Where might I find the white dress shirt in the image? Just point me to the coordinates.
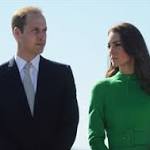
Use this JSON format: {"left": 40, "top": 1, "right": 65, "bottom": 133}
{"left": 15, "top": 55, "right": 40, "bottom": 93}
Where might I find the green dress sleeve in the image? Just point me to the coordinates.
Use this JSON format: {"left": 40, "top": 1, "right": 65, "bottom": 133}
{"left": 88, "top": 82, "right": 109, "bottom": 150}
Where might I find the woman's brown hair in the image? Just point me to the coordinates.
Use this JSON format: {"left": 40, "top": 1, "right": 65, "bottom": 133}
{"left": 106, "top": 22, "right": 150, "bottom": 94}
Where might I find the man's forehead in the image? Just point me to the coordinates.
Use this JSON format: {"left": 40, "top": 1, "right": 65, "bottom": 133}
{"left": 25, "top": 13, "right": 46, "bottom": 25}
{"left": 26, "top": 12, "right": 45, "bottom": 21}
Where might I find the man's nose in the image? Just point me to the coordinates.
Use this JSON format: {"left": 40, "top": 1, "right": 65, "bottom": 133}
{"left": 38, "top": 32, "right": 46, "bottom": 40}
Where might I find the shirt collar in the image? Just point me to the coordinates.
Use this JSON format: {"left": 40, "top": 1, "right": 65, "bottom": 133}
{"left": 31, "top": 55, "right": 40, "bottom": 70}
{"left": 15, "top": 55, "right": 40, "bottom": 72}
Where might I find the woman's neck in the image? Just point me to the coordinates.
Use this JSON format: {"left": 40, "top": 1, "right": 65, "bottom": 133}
{"left": 119, "top": 62, "right": 134, "bottom": 75}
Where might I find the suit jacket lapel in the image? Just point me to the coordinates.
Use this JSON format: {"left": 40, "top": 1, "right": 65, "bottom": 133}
{"left": 34, "top": 56, "right": 45, "bottom": 116}
{"left": 34, "top": 56, "right": 55, "bottom": 117}
{"left": 8, "top": 58, "right": 33, "bottom": 118}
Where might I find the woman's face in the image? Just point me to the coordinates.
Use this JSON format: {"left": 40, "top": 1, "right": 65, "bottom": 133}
{"left": 108, "top": 31, "right": 134, "bottom": 69}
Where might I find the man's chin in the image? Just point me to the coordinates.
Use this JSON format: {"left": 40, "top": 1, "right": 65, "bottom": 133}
{"left": 36, "top": 48, "right": 44, "bottom": 54}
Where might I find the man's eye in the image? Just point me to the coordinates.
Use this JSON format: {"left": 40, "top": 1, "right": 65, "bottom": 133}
{"left": 32, "top": 29, "right": 39, "bottom": 33}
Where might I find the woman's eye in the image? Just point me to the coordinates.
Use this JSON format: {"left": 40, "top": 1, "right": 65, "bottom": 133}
{"left": 115, "top": 43, "right": 122, "bottom": 47}
{"left": 107, "top": 42, "right": 122, "bottom": 49}
{"left": 107, "top": 44, "right": 110, "bottom": 48}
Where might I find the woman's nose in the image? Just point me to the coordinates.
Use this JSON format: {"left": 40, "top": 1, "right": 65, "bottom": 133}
{"left": 109, "top": 46, "right": 116, "bottom": 54}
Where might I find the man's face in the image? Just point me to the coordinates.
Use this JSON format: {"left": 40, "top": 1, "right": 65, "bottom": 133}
{"left": 18, "top": 13, "right": 47, "bottom": 58}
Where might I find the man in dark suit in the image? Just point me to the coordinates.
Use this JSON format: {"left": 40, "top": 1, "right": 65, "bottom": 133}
{"left": 0, "top": 6, "right": 79, "bottom": 150}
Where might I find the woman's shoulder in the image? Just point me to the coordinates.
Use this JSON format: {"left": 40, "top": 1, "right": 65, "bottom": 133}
{"left": 90, "top": 78, "right": 114, "bottom": 107}
{"left": 91, "top": 74, "right": 120, "bottom": 96}
{"left": 93, "top": 76, "right": 115, "bottom": 89}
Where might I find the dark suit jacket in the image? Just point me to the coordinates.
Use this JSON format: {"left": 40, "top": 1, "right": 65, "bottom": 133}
{"left": 0, "top": 56, "right": 79, "bottom": 150}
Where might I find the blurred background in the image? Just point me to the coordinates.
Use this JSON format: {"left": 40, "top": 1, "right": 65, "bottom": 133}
{"left": 0, "top": 0, "right": 150, "bottom": 149}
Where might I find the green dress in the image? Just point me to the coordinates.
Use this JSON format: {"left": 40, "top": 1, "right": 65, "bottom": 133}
{"left": 89, "top": 71, "right": 150, "bottom": 150}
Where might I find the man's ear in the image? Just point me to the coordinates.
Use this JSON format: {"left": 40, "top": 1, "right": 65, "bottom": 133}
{"left": 12, "top": 27, "right": 22, "bottom": 41}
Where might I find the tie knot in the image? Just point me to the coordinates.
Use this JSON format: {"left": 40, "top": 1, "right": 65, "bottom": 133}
{"left": 24, "top": 63, "right": 32, "bottom": 70}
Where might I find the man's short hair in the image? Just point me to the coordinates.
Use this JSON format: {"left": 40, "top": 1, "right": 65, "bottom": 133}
{"left": 11, "top": 6, "right": 42, "bottom": 33}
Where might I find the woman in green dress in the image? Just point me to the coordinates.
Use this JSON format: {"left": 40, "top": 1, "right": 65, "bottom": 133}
{"left": 88, "top": 22, "right": 150, "bottom": 150}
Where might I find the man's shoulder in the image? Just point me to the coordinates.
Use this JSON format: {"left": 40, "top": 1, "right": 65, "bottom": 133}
{"left": 0, "top": 59, "right": 15, "bottom": 79}
{"left": 40, "top": 57, "right": 72, "bottom": 77}
{"left": 41, "top": 56, "right": 70, "bottom": 70}
{"left": 0, "top": 60, "right": 12, "bottom": 70}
